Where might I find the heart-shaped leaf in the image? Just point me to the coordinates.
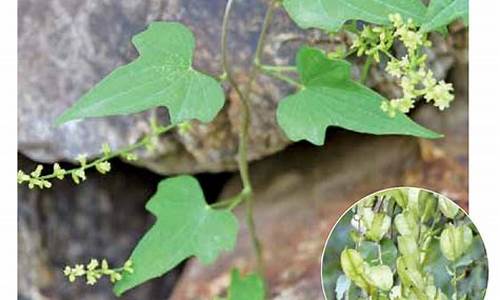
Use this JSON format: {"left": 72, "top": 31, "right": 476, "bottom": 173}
{"left": 113, "top": 176, "right": 238, "bottom": 296}
{"left": 277, "top": 47, "right": 441, "bottom": 145}
{"left": 283, "top": 0, "right": 427, "bottom": 32}
{"left": 56, "top": 22, "right": 225, "bottom": 125}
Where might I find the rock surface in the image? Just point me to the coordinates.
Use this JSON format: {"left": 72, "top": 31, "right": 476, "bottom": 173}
{"left": 169, "top": 58, "right": 469, "bottom": 299}
{"left": 18, "top": 0, "right": 456, "bottom": 174}
{"left": 18, "top": 157, "right": 183, "bottom": 300}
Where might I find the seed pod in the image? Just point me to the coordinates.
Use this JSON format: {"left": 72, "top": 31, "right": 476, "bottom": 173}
{"left": 395, "top": 211, "right": 419, "bottom": 239}
{"left": 340, "top": 249, "right": 374, "bottom": 293}
{"left": 396, "top": 258, "right": 427, "bottom": 300}
{"left": 397, "top": 235, "right": 419, "bottom": 269}
{"left": 366, "top": 212, "right": 392, "bottom": 242}
{"left": 420, "top": 192, "right": 438, "bottom": 222}
{"left": 440, "top": 224, "right": 473, "bottom": 261}
{"left": 438, "top": 196, "right": 460, "bottom": 219}
{"left": 366, "top": 265, "right": 394, "bottom": 291}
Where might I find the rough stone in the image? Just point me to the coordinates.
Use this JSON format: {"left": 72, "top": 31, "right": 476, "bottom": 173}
{"left": 18, "top": 157, "right": 182, "bottom": 300}
{"left": 18, "top": 0, "right": 456, "bottom": 174}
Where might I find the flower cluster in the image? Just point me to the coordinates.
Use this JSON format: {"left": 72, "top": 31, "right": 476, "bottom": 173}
{"left": 351, "top": 24, "right": 393, "bottom": 63}
{"left": 64, "top": 259, "right": 133, "bottom": 285}
{"left": 351, "top": 13, "right": 455, "bottom": 117}
{"left": 17, "top": 144, "right": 114, "bottom": 189}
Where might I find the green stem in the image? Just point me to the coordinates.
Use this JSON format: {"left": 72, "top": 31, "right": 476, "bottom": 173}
{"left": 452, "top": 264, "right": 458, "bottom": 300}
{"left": 37, "top": 124, "right": 176, "bottom": 182}
{"left": 259, "top": 66, "right": 303, "bottom": 89}
{"left": 258, "top": 64, "right": 297, "bottom": 72}
{"left": 221, "top": 0, "right": 278, "bottom": 277}
{"left": 210, "top": 193, "right": 244, "bottom": 210}
{"left": 240, "top": 0, "right": 278, "bottom": 278}
{"left": 360, "top": 56, "right": 372, "bottom": 84}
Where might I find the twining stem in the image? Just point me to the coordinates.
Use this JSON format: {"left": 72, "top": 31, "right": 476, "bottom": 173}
{"left": 242, "top": 0, "right": 278, "bottom": 278}
{"left": 220, "top": 0, "right": 278, "bottom": 278}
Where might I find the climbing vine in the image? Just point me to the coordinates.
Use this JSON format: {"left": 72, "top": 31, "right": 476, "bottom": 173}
{"left": 322, "top": 188, "right": 487, "bottom": 300}
{"left": 19, "top": 0, "right": 468, "bottom": 297}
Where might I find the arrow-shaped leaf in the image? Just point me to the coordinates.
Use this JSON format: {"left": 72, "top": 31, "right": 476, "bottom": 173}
{"left": 113, "top": 176, "right": 239, "bottom": 296}
{"left": 276, "top": 47, "right": 441, "bottom": 145}
{"left": 283, "top": 0, "right": 427, "bottom": 32}
{"left": 56, "top": 22, "right": 225, "bottom": 125}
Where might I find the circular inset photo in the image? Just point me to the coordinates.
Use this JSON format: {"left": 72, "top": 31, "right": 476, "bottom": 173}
{"left": 321, "top": 187, "right": 488, "bottom": 300}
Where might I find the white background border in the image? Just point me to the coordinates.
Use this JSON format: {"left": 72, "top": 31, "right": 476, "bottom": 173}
{"left": 0, "top": 0, "right": 17, "bottom": 298}
{"left": 469, "top": 1, "right": 500, "bottom": 299}
{"left": 2, "top": 0, "right": 499, "bottom": 299}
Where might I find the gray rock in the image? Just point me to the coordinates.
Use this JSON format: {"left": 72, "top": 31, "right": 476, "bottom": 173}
{"left": 18, "top": 0, "right": 456, "bottom": 174}
{"left": 18, "top": 156, "right": 182, "bottom": 300}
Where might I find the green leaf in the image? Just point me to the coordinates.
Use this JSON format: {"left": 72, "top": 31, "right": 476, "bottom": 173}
{"left": 227, "top": 269, "right": 265, "bottom": 300}
{"left": 358, "top": 241, "right": 379, "bottom": 263}
{"left": 380, "top": 239, "right": 398, "bottom": 268}
{"left": 113, "top": 176, "right": 238, "bottom": 296}
{"left": 276, "top": 47, "right": 441, "bottom": 146}
{"left": 56, "top": 22, "right": 225, "bottom": 125}
{"left": 421, "top": 0, "right": 468, "bottom": 33}
{"left": 422, "top": 239, "right": 452, "bottom": 295}
{"left": 455, "top": 236, "right": 487, "bottom": 268}
{"left": 283, "top": 0, "right": 427, "bottom": 32}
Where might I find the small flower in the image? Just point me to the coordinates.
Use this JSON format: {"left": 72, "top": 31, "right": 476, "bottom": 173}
{"left": 101, "top": 143, "right": 112, "bottom": 156}
{"left": 110, "top": 272, "right": 122, "bottom": 283}
{"left": 389, "top": 13, "right": 403, "bottom": 27}
{"left": 17, "top": 170, "right": 30, "bottom": 184}
{"left": 96, "top": 161, "right": 111, "bottom": 174}
{"left": 422, "top": 70, "right": 437, "bottom": 89}
{"left": 87, "top": 259, "right": 99, "bottom": 271}
{"left": 63, "top": 266, "right": 72, "bottom": 276}
{"left": 30, "top": 165, "right": 44, "bottom": 178}
{"left": 393, "top": 97, "right": 415, "bottom": 114}
{"left": 101, "top": 259, "right": 109, "bottom": 272}
{"left": 86, "top": 273, "right": 98, "bottom": 285}
{"left": 123, "top": 153, "right": 138, "bottom": 161}
{"left": 53, "top": 163, "right": 65, "bottom": 180}
{"left": 72, "top": 169, "right": 86, "bottom": 184}
{"left": 73, "top": 264, "right": 85, "bottom": 276}
{"left": 385, "top": 59, "right": 402, "bottom": 78}
{"left": 42, "top": 180, "right": 52, "bottom": 189}
{"left": 381, "top": 100, "right": 398, "bottom": 118}
{"left": 425, "top": 81, "right": 454, "bottom": 110}
{"left": 123, "top": 259, "right": 134, "bottom": 274}
{"left": 76, "top": 154, "right": 87, "bottom": 167}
